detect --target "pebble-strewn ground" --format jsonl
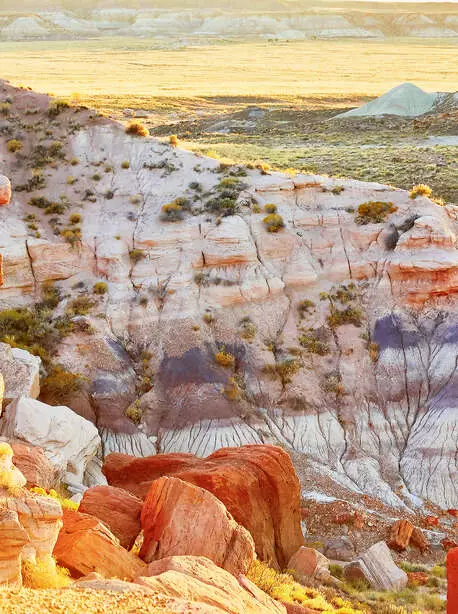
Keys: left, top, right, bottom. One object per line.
{"left": 0, "top": 589, "right": 174, "bottom": 613}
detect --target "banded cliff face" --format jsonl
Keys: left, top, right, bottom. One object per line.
{"left": 0, "top": 82, "right": 457, "bottom": 511}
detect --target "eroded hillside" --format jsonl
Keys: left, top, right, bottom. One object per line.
{"left": 0, "top": 81, "right": 457, "bottom": 514}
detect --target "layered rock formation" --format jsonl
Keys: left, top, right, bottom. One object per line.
{"left": 103, "top": 445, "right": 304, "bottom": 569}
{"left": 140, "top": 476, "right": 255, "bottom": 575}
{"left": 0, "top": 81, "right": 457, "bottom": 514}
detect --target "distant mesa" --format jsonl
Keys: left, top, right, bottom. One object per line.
{"left": 334, "top": 82, "right": 458, "bottom": 119}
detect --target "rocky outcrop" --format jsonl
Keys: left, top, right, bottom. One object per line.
{"left": 79, "top": 485, "right": 142, "bottom": 550}
{"left": 0, "top": 508, "right": 28, "bottom": 587}
{"left": 343, "top": 541, "right": 408, "bottom": 591}
{"left": 0, "top": 176, "right": 11, "bottom": 206}
{"left": 0, "top": 397, "right": 101, "bottom": 489}
{"left": 53, "top": 509, "right": 145, "bottom": 580}
{"left": 140, "top": 476, "right": 255, "bottom": 576}
{"left": 138, "top": 555, "right": 287, "bottom": 614}
{"left": 287, "top": 547, "right": 330, "bottom": 583}
{"left": 323, "top": 536, "right": 356, "bottom": 562}
{"left": 0, "top": 343, "right": 41, "bottom": 405}
{"left": 103, "top": 445, "right": 304, "bottom": 569}
{"left": 9, "top": 441, "right": 63, "bottom": 489}
{"left": 448, "top": 548, "right": 458, "bottom": 614}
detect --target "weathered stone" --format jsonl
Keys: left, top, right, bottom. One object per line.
{"left": 140, "top": 476, "right": 255, "bottom": 576}
{"left": 79, "top": 485, "right": 142, "bottom": 550}
{"left": 324, "top": 536, "right": 356, "bottom": 562}
{"left": 0, "top": 175, "right": 11, "bottom": 206}
{"left": 0, "top": 344, "right": 41, "bottom": 405}
{"left": 343, "top": 541, "right": 408, "bottom": 591}
{"left": 410, "top": 527, "right": 430, "bottom": 553}
{"left": 287, "top": 547, "right": 330, "bottom": 583}
{"left": 0, "top": 508, "right": 28, "bottom": 587}
{"left": 53, "top": 509, "right": 145, "bottom": 580}
{"left": 388, "top": 519, "right": 414, "bottom": 552}
{"left": 104, "top": 444, "right": 304, "bottom": 569}
{"left": 9, "top": 440, "right": 63, "bottom": 489}
{"left": 137, "top": 555, "right": 287, "bottom": 614}
{"left": 0, "top": 397, "right": 101, "bottom": 486}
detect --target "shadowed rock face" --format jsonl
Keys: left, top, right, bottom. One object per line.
{"left": 0, "top": 81, "right": 457, "bottom": 511}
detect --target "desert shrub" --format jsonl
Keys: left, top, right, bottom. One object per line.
{"left": 92, "top": 173, "right": 101, "bottom": 181}
{"left": 327, "top": 305, "right": 363, "bottom": 328}
{"left": 264, "top": 203, "right": 277, "bottom": 213}
{"left": 66, "top": 296, "right": 95, "bottom": 316}
{"left": 45, "top": 202, "right": 66, "bottom": 216}
{"left": 0, "top": 102, "right": 10, "bottom": 115}
{"left": 161, "top": 201, "right": 184, "bottom": 222}
{"left": 254, "top": 160, "right": 270, "bottom": 174}
{"left": 69, "top": 213, "right": 82, "bottom": 225}
{"left": 239, "top": 317, "right": 257, "bottom": 341}
{"left": 22, "top": 555, "right": 71, "bottom": 589}
{"left": 129, "top": 248, "right": 145, "bottom": 264}
{"left": 264, "top": 358, "right": 301, "bottom": 388}
{"left": 355, "top": 201, "right": 397, "bottom": 225}
{"left": 40, "top": 365, "right": 86, "bottom": 404}
{"left": 121, "top": 160, "right": 130, "bottom": 169}
{"left": 66, "top": 176, "right": 76, "bottom": 185}
{"left": 322, "top": 373, "right": 345, "bottom": 395}
{"left": 299, "top": 330, "right": 330, "bottom": 355}
{"left": 223, "top": 377, "right": 241, "bottom": 401}
{"left": 329, "top": 563, "right": 343, "bottom": 579}
{"left": 61, "top": 227, "right": 81, "bottom": 245}
{"left": 29, "top": 196, "right": 52, "bottom": 209}
{"left": 93, "top": 282, "right": 108, "bottom": 295}
{"left": 410, "top": 183, "right": 432, "bottom": 199}
{"left": 48, "top": 99, "right": 70, "bottom": 117}
{"left": 126, "top": 400, "right": 143, "bottom": 425}
{"left": 7, "top": 139, "right": 22, "bottom": 153}
{"left": 297, "top": 299, "right": 315, "bottom": 318}
{"left": 125, "top": 121, "right": 149, "bottom": 137}
{"left": 252, "top": 204, "right": 261, "bottom": 213}
{"left": 331, "top": 185, "right": 345, "bottom": 195}
{"left": 263, "top": 213, "right": 285, "bottom": 233}
{"left": 16, "top": 170, "right": 46, "bottom": 193}
{"left": 215, "top": 348, "right": 236, "bottom": 368}
{"left": 203, "top": 312, "right": 214, "bottom": 324}
{"left": 169, "top": 134, "right": 179, "bottom": 146}
{"left": 368, "top": 341, "right": 379, "bottom": 362}
{"left": 430, "top": 565, "right": 446, "bottom": 579}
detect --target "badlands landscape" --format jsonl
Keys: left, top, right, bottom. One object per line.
{"left": 0, "top": 1, "right": 457, "bottom": 613}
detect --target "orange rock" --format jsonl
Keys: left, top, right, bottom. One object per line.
{"left": 10, "top": 441, "right": 62, "bottom": 489}
{"left": 442, "top": 538, "right": 458, "bottom": 552}
{"left": 79, "top": 485, "right": 142, "bottom": 550}
{"left": 137, "top": 555, "right": 286, "bottom": 614}
{"left": 287, "top": 547, "right": 330, "bottom": 583}
{"left": 407, "top": 571, "right": 428, "bottom": 587}
{"left": 448, "top": 509, "right": 458, "bottom": 518}
{"left": 53, "top": 509, "right": 145, "bottom": 580}
{"left": 104, "top": 444, "right": 304, "bottom": 569}
{"left": 424, "top": 515, "right": 440, "bottom": 528}
{"left": 0, "top": 508, "right": 28, "bottom": 588}
{"left": 447, "top": 548, "right": 458, "bottom": 614}
{"left": 388, "top": 520, "right": 413, "bottom": 552}
{"left": 281, "top": 603, "right": 321, "bottom": 614}
{"left": 140, "top": 476, "right": 254, "bottom": 576}
{"left": 410, "top": 527, "right": 430, "bottom": 553}
{"left": 0, "top": 175, "right": 11, "bottom": 207}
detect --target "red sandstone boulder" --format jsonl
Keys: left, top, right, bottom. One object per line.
{"left": 53, "top": 509, "right": 145, "bottom": 580}
{"left": 287, "top": 547, "right": 330, "bottom": 583}
{"left": 0, "top": 175, "right": 11, "bottom": 206}
{"left": 140, "top": 476, "right": 254, "bottom": 576}
{"left": 410, "top": 527, "right": 429, "bottom": 553}
{"left": 79, "top": 485, "right": 142, "bottom": 550}
{"left": 447, "top": 548, "right": 458, "bottom": 614}
{"left": 10, "top": 441, "right": 62, "bottom": 489}
{"left": 137, "top": 555, "right": 287, "bottom": 614}
{"left": 103, "top": 444, "right": 304, "bottom": 569}
{"left": 0, "top": 508, "right": 28, "bottom": 587}
{"left": 388, "top": 520, "right": 414, "bottom": 552}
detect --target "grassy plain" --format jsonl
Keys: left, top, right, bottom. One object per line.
{"left": 1, "top": 37, "right": 457, "bottom": 202}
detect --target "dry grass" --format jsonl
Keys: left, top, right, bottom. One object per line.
{"left": 1, "top": 38, "right": 457, "bottom": 101}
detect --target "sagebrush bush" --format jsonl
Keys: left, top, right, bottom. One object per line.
{"left": 263, "top": 213, "right": 284, "bottom": 233}
{"left": 7, "top": 139, "right": 22, "bottom": 153}
{"left": 355, "top": 201, "right": 397, "bottom": 225}
{"left": 169, "top": 134, "right": 179, "bottom": 146}
{"left": 126, "top": 121, "right": 149, "bottom": 137}
{"left": 264, "top": 203, "right": 277, "bottom": 213}
{"left": 161, "top": 201, "right": 184, "bottom": 222}
{"left": 93, "top": 281, "right": 108, "bottom": 295}
{"left": 410, "top": 183, "right": 432, "bottom": 199}
{"left": 215, "top": 348, "right": 235, "bottom": 368}
{"left": 40, "top": 365, "right": 86, "bottom": 404}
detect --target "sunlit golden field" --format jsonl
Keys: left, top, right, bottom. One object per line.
{"left": 1, "top": 37, "right": 457, "bottom": 100}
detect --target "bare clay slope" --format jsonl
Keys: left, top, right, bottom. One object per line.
{"left": 0, "top": 81, "right": 456, "bottom": 511}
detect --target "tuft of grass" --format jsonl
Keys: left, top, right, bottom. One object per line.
{"left": 263, "top": 213, "right": 285, "bottom": 233}
{"left": 22, "top": 555, "right": 71, "bottom": 589}
{"left": 410, "top": 183, "right": 432, "bottom": 199}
